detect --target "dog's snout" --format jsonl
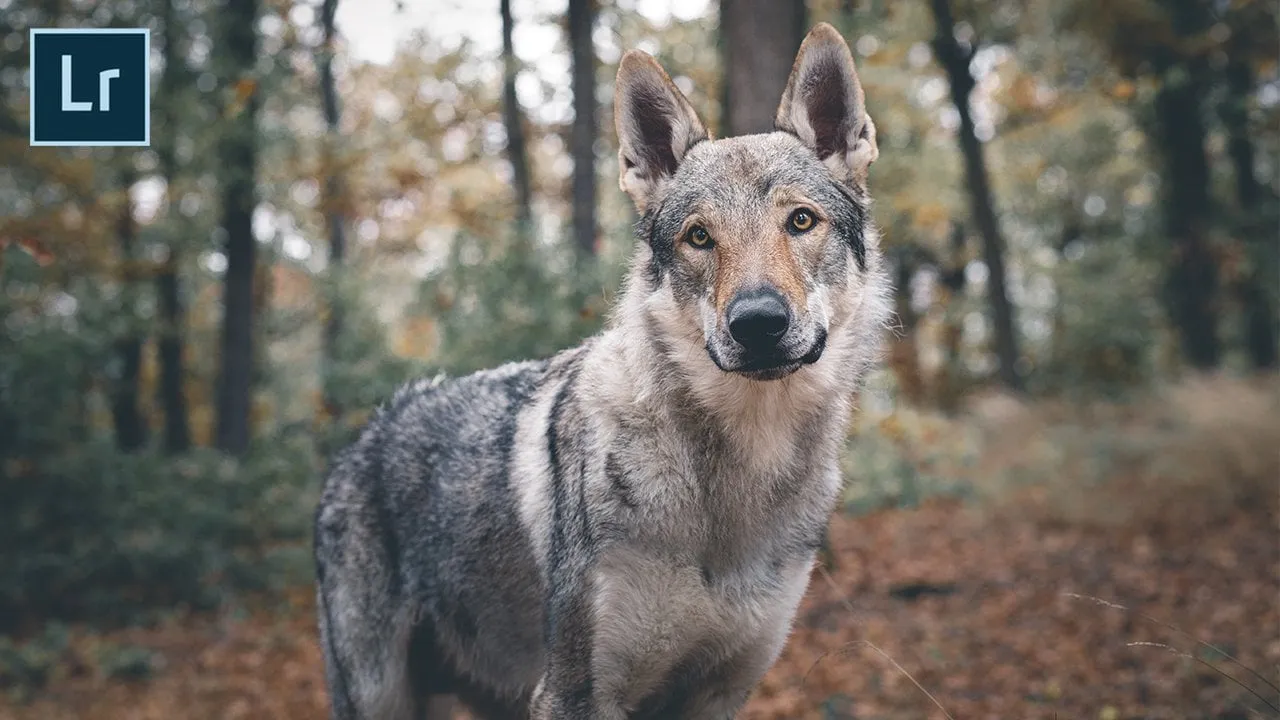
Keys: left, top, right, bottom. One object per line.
{"left": 727, "top": 288, "right": 790, "bottom": 350}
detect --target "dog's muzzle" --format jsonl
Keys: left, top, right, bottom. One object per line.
{"left": 708, "top": 325, "right": 827, "bottom": 381}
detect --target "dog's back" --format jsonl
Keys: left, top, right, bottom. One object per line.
{"left": 315, "top": 358, "right": 560, "bottom": 718}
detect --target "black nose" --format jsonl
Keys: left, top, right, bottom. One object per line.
{"left": 727, "top": 288, "right": 790, "bottom": 351}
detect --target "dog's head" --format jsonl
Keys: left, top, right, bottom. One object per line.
{"left": 615, "top": 23, "right": 882, "bottom": 382}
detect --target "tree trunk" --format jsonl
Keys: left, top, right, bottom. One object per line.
{"left": 929, "top": 0, "right": 1023, "bottom": 391}
{"left": 936, "top": 221, "right": 968, "bottom": 412}
{"left": 1221, "top": 59, "right": 1276, "bottom": 370}
{"left": 320, "top": 0, "right": 348, "bottom": 420}
{"left": 568, "top": 0, "right": 597, "bottom": 255}
{"left": 1139, "top": 0, "right": 1220, "bottom": 371}
{"left": 111, "top": 166, "right": 148, "bottom": 452}
{"left": 1152, "top": 62, "right": 1219, "bottom": 370}
{"left": 214, "top": 0, "right": 259, "bottom": 455}
{"left": 501, "top": 0, "right": 534, "bottom": 241}
{"left": 719, "top": 0, "right": 806, "bottom": 136}
{"left": 890, "top": 251, "right": 924, "bottom": 405}
{"left": 156, "top": 0, "right": 191, "bottom": 453}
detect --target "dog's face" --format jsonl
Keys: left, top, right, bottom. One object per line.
{"left": 615, "top": 24, "right": 880, "bottom": 382}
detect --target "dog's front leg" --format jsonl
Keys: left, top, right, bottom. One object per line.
{"left": 529, "top": 536, "right": 624, "bottom": 719}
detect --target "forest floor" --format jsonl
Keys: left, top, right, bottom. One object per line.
{"left": 1, "top": 489, "right": 1275, "bottom": 720}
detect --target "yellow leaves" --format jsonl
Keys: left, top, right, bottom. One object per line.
{"left": 1110, "top": 79, "right": 1136, "bottom": 101}
{"left": 0, "top": 236, "right": 57, "bottom": 266}
{"left": 393, "top": 314, "right": 437, "bottom": 360}
{"left": 225, "top": 77, "right": 258, "bottom": 119}
{"left": 877, "top": 413, "right": 908, "bottom": 443}
{"left": 912, "top": 202, "right": 950, "bottom": 232}
{"left": 1007, "top": 74, "right": 1041, "bottom": 112}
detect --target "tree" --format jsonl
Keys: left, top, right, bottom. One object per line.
{"left": 110, "top": 164, "right": 147, "bottom": 452}
{"left": 928, "top": 0, "right": 1023, "bottom": 391}
{"left": 1150, "top": 1, "right": 1219, "bottom": 369}
{"left": 213, "top": 0, "right": 260, "bottom": 454}
{"left": 501, "top": 0, "right": 534, "bottom": 241}
{"left": 1219, "top": 2, "right": 1278, "bottom": 370}
{"left": 568, "top": 0, "right": 598, "bottom": 255}
{"left": 155, "top": 0, "right": 191, "bottom": 453}
{"left": 1149, "top": 6, "right": 1218, "bottom": 370}
{"left": 320, "top": 0, "right": 349, "bottom": 421}
{"left": 1065, "top": 0, "right": 1223, "bottom": 370}
{"left": 719, "top": 0, "right": 806, "bottom": 136}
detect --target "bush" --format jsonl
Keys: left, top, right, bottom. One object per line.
{"left": 1033, "top": 240, "right": 1167, "bottom": 398}
{"left": 419, "top": 229, "right": 621, "bottom": 374}
{"left": 0, "top": 439, "right": 318, "bottom": 631}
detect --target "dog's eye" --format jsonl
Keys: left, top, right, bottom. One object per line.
{"left": 788, "top": 209, "right": 817, "bottom": 234}
{"left": 686, "top": 225, "right": 714, "bottom": 249}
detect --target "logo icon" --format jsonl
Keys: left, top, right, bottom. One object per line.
{"left": 29, "top": 28, "right": 150, "bottom": 147}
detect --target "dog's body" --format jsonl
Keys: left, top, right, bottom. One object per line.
{"left": 315, "top": 24, "right": 892, "bottom": 720}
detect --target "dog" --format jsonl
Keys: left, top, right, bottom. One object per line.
{"left": 314, "top": 22, "right": 892, "bottom": 720}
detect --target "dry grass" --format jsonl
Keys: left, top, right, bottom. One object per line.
{"left": 844, "top": 373, "right": 1280, "bottom": 530}
{"left": 964, "top": 373, "right": 1280, "bottom": 528}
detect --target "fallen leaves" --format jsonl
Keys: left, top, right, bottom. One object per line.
{"left": 0, "top": 493, "right": 1275, "bottom": 720}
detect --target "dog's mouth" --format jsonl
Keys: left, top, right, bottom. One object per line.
{"left": 708, "top": 328, "right": 827, "bottom": 381}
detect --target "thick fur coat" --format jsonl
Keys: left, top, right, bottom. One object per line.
{"left": 315, "top": 23, "right": 893, "bottom": 720}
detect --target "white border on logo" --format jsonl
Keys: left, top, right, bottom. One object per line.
{"left": 29, "top": 27, "right": 151, "bottom": 147}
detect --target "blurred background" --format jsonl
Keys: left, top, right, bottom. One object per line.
{"left": 0, "top": 0, "right": 1277, "bottom": 718}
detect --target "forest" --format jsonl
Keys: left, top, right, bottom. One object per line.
{"left": 0, "top": 0, "right": 1277, "bottom": 717}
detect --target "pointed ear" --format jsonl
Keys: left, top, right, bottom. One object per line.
{"left": 775, "top": 23, "right": 878, "bottom": 188}
{"left": 614, "top": 50, "right": 709, "bottom": 213}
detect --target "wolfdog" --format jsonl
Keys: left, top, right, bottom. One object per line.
{"left": 315, "top": 22, "right": 892, "bottom": 720}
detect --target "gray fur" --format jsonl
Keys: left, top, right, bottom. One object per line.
{"left": 315, "top": 23, "right": 893, "bottom": 720}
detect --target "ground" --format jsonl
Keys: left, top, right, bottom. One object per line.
{"left": 1, "top": 495, "right": 1276, "bottom": 720}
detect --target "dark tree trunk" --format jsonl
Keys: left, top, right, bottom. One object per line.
{"left": 929, "top": 0, "right": 1023, "bottom": 391}
{"left": 1141, "top": 0, "right": 1220, "bottom": 370}
{"left": 156, "top": 0, "right": 191, "bottom": 453}
{"left": 214, "top": 0, "right": 259, "bottom": 455}
{"left": 1221, "top": 60, "right": 1277, "bottom": 370}
{"left": 320, "top": 0, "right": 348, "bottom": 419}
{"left": 937, "top": 221, "right": 969, "bottom": 412}
{"left": 111, "top": 167, "right": 148, "bottom": 452}
{"left": 720, "top": 0, "right": 806, "bottom": 136}
{"left": 501, "top": 0, "right": 534, "bottom": 240}
{"left": 890, "top": 250, "right": 924, "bottom": 405}
{"left": 1152, "top": 64, "right": 1219, "bottom": 370}
{"left": 568, "top": 0, "right": 598, "bottom": 255}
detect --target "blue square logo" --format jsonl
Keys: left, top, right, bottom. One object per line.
{"left": 29, "top": 28, "right": 151, "bottom": 147}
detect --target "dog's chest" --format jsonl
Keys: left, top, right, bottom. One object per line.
{"left": 588, "top": 543, "right": 812, "bottom": 709}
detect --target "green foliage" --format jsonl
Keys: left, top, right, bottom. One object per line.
{"left": 0, "top": 257, "right": 318, "bottom": 629}
{"left": 0, "top": 439, "right": 318, "bottom": 630}
{"left": 95, "top": 643, "right": 162, "bottom": 681}
{"left": 420, "top": 228, "right": 623, "bottom": 374}
{"left": 840, "top": 409, "right": 980, "bottom": 515}
{"left": 0, "top": 624, "right": 68, "bottom": 694}
{"left": 1034, "top": 241, "right": 1167, "bottom": 397}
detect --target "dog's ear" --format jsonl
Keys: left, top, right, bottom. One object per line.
{"left": 775, "top": 23, "right": 878, "bottom": 188}
{"left": 614, "top": 50, "right": 709, "bottom": 213}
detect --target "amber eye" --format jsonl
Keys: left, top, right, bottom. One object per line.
{"left": 687, "top": 225, "right": 714, "bottom": 249}
{"left": 789, "top": 208, "right": 817, "bottom": 233}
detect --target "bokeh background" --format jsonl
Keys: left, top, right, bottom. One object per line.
{"left": 1, "top": 0, "right": 1277, "bottom": 718}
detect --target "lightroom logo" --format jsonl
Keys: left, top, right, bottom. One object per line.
{"left": 29, "top": 28, "right": 151, "bottom": 147}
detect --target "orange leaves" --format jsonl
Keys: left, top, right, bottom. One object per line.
{"left": 0, "top": 492, "right": 1274, "bottom": 720}
{"left": 0, "top": 236, "right": 57, "bottom": 266}
{"left": 225, "top": 77, "right": 259, "bottom": 119}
